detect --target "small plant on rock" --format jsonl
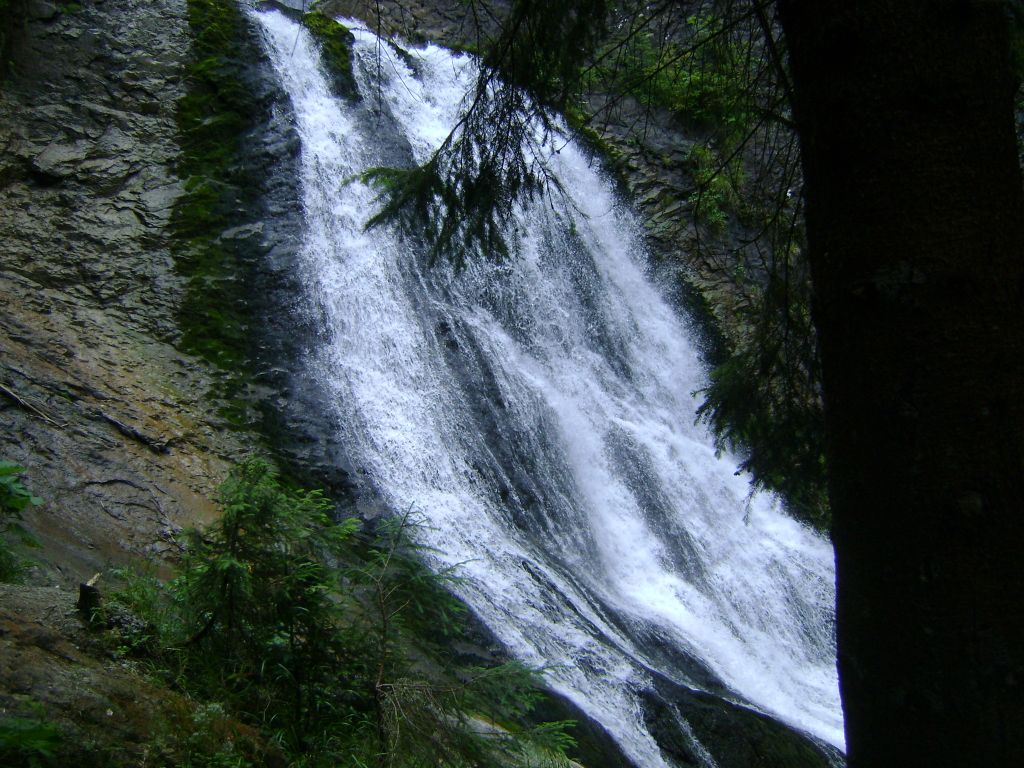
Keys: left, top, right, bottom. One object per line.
{"left": 0, "top": 461, "right": 42, "bottom": 582}
{"left": 108, "top": 458, "right": 575, "bottom": 767}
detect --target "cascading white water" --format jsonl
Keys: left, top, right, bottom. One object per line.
{"left": 250, "top": 7, "right": 844, "bottom": 764}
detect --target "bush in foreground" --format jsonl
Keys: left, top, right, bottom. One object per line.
{"left": 106, "top": 458, "right": 574, "bottom": 768}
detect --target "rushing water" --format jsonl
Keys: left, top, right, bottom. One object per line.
{"left": 250, "top": 6, "right": 844, "bottom": 764}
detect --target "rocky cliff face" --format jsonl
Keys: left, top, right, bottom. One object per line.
{"left": 319, "top": 0, "right": 749, "bottom": 348}
{"left": 0, "top": 584, "right": 280, "bottom": 766}
{"left": 0, "top": 0, "right": 760, "bottom": 586}
{"left": 0, "top": 0, "right": 253, "bottom": 584}
{"left": 0, "top": 4, "right": 835, "bottom": 767}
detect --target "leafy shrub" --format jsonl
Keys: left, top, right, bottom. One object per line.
{"left": 588, "top": 15, "right": 755, "bottom": 138}
{"left": 0, "top": 461, "right": 42, "bottom": 581}
{"left": 0, "top": 461, "right": 41, "bottom": 515}
{"left": 687, "top": 143, "right": 742, "bottom": 230}
{"left": 696, "top": 263, "right": 830, "bottom": 530}
{"left": 0, "top": 716, "right": 61, "bottom": 768}
{"left": 107, "top": 458, "right": 574, "bottom": 767}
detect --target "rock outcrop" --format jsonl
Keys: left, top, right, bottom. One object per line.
{"left": 319, "top": 0, "right": 752, "bottom": 345}
{"left": 0, "top": 0, "right": 249, "bottom": 584}
{"left": 0, "top": 4, "right": 833, "bottom": 767}
{"left": 0, "top": 584, "right": 280, "bottom": 766}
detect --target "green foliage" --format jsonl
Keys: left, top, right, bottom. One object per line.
{"left": 364, "top": 0, "right": 608, "bottom": 264}
{"left": 177, "top": 0, "right": 260, "bottom": 182}
{"left": 177, "top": 701, "right": 268, "bottom": 768}
{"left": 0, "top": 461, "right": 42, "bottom": 581}
{"left": 696, "top": 254, "right": 830, "bottom": 530}
{"left": 582, "top": 11, "right": 761, "bottom": 229}
{"left": 563, "top": 102, "right": 621, "bottom": 160}
{"left": 0, "top": 716, "right": 62, "bottom": 768}
{"left": 591, "top": 15, "right": 756, "bottom": 140}
{"left": 687, "top": 143, "right": 743, "bottom": 230}
{"left": 106, "top": 459, "right": 573, "bottom": 768}
{"left": 362, "top": 142, "right": 536, "bottom": 267}
{"left": 361, "top": 76, "right": 565, "bottom": 266}
{"left": 174, "top": 459, "right": 359, "bottom": 753}
{"left": 358, "top": 538, "right": 577, "bottom": 768}
{"left": 0, "top": 460, "right": 42, "bottom": 514}
{"left": 100, "top": 565, "right": 180, "bottom": 658}
{"left": 373, "top": 662, "right": 575, "bottom": 768}
{"left": 171, "top": 0, "right": 266, "bottom": 425}
{"left": 0, "top": 545, "right": 21, "bottom": 583}
{"left": 484, "top": 0, "right": 609, "bottom": 110}
{"left": 365, "top": 2, "right": 758, "bottom": 252}
{"left": 302, "top": 11, "right": 358, "bottom": 100}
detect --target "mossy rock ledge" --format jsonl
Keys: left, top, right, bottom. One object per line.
{"left": 302, "top": 9, "right": 360, "bottom": 100}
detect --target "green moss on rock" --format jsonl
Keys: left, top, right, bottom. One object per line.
{"left": 171, "top": 0, "right": 267, "bottom": 425}
{"left": 301, "top": 10, "right": 359, "bottom": 100}
{"left": 564, "top": 103, "right": 622, "bottom": 163}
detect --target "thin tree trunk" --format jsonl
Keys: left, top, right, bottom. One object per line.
{"left": 776, "top": 1, "right": 1024, "bottom": 764}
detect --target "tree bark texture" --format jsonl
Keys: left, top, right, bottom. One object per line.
{"left": 777, "top": 1, "right": 1024, "bottom": 764}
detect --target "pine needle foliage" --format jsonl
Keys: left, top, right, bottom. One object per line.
{"left": 106, "top": 459, "right": 575, "bottom": 768}
{"left": 362, "top": 0, "right": 608, "bottom": 265}
{"left": 695, "top": 278, "right": 829, "bottom": 528}
{"left": 365, "top": 0, "right": 831, "bottom": 528}
{"left": 175, "top": 458, "right": 359, "bottom": 751}
{"left": 362, "top": 93, "right": 550, "bottom": 268}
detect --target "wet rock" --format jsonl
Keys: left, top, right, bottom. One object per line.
{"left": 641, "top": 679, "right": 843, "bottom": 768}
{"left": 0, "top": 0, "right": 250, "bottom": 584}
{"left": 26, "top": 0, "right": 60, "bottom": 22}
{"left": 32, "top": 140, "right": 92, "bottom": 177}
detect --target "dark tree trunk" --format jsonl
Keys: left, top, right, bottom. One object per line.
{"left": 776, "top": 1, "right": 1024, "bottom": 764}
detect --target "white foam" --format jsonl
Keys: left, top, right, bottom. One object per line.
{"left": 251, "top": 8, "right": 844, "bottom": 761}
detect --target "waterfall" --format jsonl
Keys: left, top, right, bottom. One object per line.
{"left": 249, "top": 6, "right": 844, "bottom": 764}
